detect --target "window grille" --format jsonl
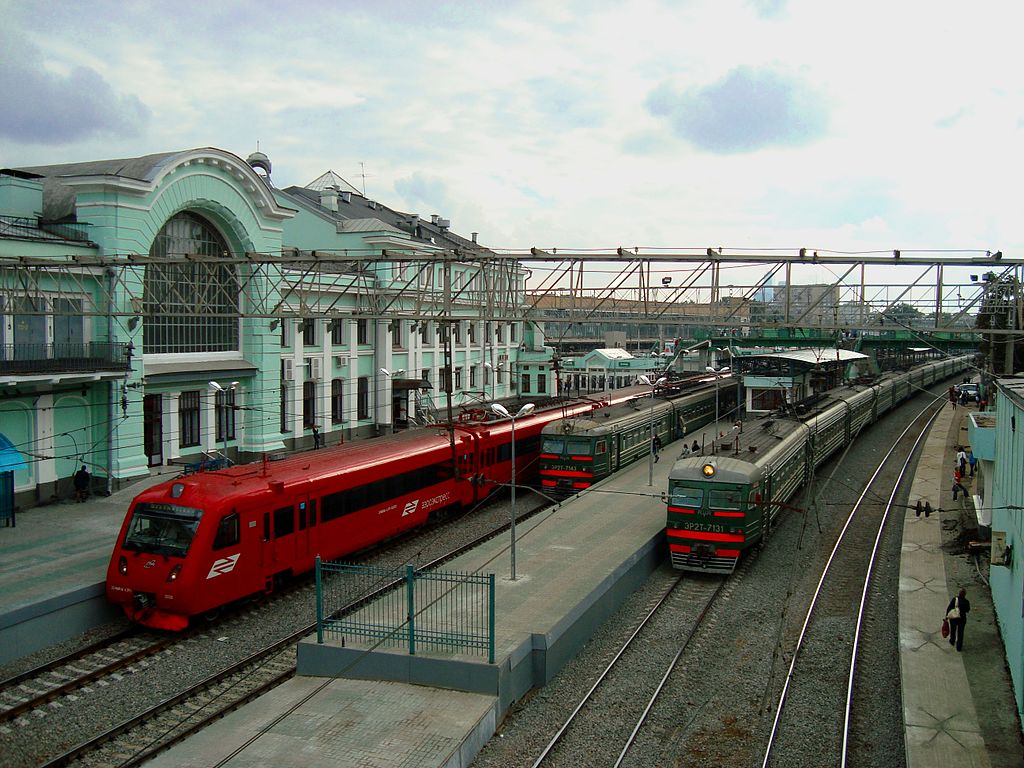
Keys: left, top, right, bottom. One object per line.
{"left": 144, "top": 212, "right": 239, "bottom": 354}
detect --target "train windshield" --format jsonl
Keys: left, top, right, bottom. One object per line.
{"left": 541, "top": 438, "right": 592, "bottom": 456}
{"left": 122, "top": 502, "right": 204, "bottom": 557}
{"left": 542, "top": 437, "right": 566, "bottom": 454}
{"left": 709, "top": 489, "right": 744, "bottom": 510}
{"left": 670, "top": 486, "right": 704, "bottom": 509}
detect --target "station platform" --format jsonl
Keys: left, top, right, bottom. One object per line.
{"left": 0, "top": 468, "right": 176, "bottom": 666}
{"left": 900, "top": 400, "right": 1021, "bottom": 767}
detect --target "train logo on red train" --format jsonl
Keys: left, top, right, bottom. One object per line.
{"left": 402, "top": 500, "right": 418, "bottom": 517}
{"left": 206, "top": 553, "right": 240, "bottom": 579}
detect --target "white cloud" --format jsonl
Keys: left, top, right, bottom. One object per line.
{"left": 0, "top": 0, "right": 1019, "bottom": 258}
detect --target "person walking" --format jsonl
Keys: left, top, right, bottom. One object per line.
{"left": 948, "top": 385, "right": 957, "bottom": 409}
{"left": 73, "top": 464, "right": 90, "bottom": 502}
{"left": 956, "top": 446, "right": 967, "bottom": 477}
{"left": 968, "top": 450, "right": 977, "bottom": 477}
{"left": 946, "top": 588, "right": 971, "bottom": 651}
{"left": 652, "top": 434, "right": 662, "bottom": 462}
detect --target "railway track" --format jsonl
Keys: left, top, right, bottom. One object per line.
{"left": 759, "top": 399, "right": 940, "bottom": 768}
{"left": 25, "top": 497, "right": 543, "bottom": 767}
{"left": 530, "top": 558, "right": 756, "bottom": 768}
{"left": 0, "top": 630, "right": 170, "bottom": 727}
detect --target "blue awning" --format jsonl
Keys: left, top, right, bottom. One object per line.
{"left": 0, "top": 434, "right": 27, "bottom": 472}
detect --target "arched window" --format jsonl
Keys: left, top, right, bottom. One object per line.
{"left": 143, "top": 212, "right": 240, "bottom": 353}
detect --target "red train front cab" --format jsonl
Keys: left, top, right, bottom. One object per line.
{"left": 106, "top": 482, "right": 213, "bottom": 630}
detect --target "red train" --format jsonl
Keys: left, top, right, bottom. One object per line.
{"left": 105, "top": 385, "right": 657, "bottom": 630}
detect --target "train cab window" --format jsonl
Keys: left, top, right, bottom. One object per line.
{"left": 122, "top": 502, "right": 203, "bottom": 557}
{"left": 541, "top": 437, "right": 566, "bottom": 454}
{"left": 566, "top": 439, "right": 590, "bottom": 455}
{"left": 670, "top": 486, "right": 704, "bottom": 509}
{"left": 709, "top": 489, "right": 743, "bottom": 510}
{"left": 274, "top": 505, "right": 294, "bottom": 538}
{"left": 595, "top": 439, "right": 607, "bottom": 455}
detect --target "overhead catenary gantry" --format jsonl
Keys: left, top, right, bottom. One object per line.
{"left": 0, "top": 246, "right": 1019, "bottom": 337}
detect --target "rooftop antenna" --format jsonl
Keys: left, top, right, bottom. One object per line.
{"left": 358, "top": 161, "right": 373, "bottom": 196}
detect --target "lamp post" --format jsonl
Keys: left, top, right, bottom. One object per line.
{"left": 638, "top": 374, "right": 667, "bottom": 486}
{"left": 705, "top": 365, "right": 731, "bottom": 424}
{"left": 209, "top": 380, "right": 239, "bottom": 465}
{"left": 491, "top": 402, "right": 535, "bottom": 580}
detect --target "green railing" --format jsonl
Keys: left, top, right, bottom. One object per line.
{"left": 315, "top": 558, "right": 496, "bottom": 664}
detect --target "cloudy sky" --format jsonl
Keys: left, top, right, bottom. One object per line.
{"left": 1, "top": 0, "right": 1019, "bottom": 292}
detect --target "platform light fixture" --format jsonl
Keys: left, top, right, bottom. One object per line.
{"left": 491, "top": 402, "right": 535, "bottom": 580}
{"left": 638, "top": 374, "right": 667, "bottom": 486}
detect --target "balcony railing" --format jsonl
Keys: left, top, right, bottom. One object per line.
{"left": 0, "top": 342, "right": 130, "bottom": 375}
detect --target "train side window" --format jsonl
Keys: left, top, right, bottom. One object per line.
{"left": 274, "top": 505, "right": 294, "bottom": 537}
{"left": 263, "top": 512, "right": 270, "bottom": 542}
{"left": 596, "top": 439, "right": 607, "bottom": 455}
{"left": 213, "top": 513, "right": 240, "bottom": 550}
{"left": 298, "top": 502, "right": 307, "bottom": 531}
{"left": 308, "top": 500, "right": 317, "bottom": 526}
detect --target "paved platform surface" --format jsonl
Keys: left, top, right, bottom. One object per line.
{"left": 900, "top": 401, "right": 1022, "bottom": 767}
{"left": 0, "top": 468, "right": 177, "bottom": 664}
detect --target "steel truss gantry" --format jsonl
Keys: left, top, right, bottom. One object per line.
{"left": 0, "top": 247, "right": 1019, "bottom": 337}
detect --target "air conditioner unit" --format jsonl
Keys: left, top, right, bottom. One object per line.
{"left": 333, "top": 355, "right": 345, "bottom": 367}
{"left": 992, "top": 531, "right": 1012, "bottom": 567}
{"left": 282, "top": 359, "right": 294, "bottom": 381}
{"left": 308, "top": 357, "right": 323, "bottom": 380}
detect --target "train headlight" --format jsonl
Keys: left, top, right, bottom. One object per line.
{"left": 167, "top": 564, "right": 182, "bottom": 583}
{"left": 118, "top": 556, "right": 128, "bottom": 576}
{"left": 701, "top": 462, "right": 716, "bottom": 477}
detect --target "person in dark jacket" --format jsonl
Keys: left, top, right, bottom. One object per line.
{"left": 73, "top": 465, "right": 90, "bottom": 502}
{"left": 946, "top": 588, "right": 971, "bottom": 651}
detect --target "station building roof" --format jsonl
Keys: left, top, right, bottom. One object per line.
{"left": 745, "top": 347, "right": 868, "bottom": 366}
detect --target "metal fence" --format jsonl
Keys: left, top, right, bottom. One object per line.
{"left": 0, "top": 342, "right": 130, "bottom": 373}
{"left": 315, "top": 558, "right": 495, "bottom": 664}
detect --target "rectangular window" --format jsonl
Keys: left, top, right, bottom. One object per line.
{"left": 469, "top": 322, "right": 477, "bottom": 343}
{"left": 521, "top": 373, "right": 530, "bottom": 394}
{"left": 302, "top": 318, "right": 317, "bottom": 346}
{"left": 455, "top": 367, "right": 463, "bottom": 389}
{"left": 470, "top": 366, "right": 477, "bottom": 388}
{"left": 421, "top": 368, "right": 430, "bottom": 386}
{"left": 303, "top": 380, "right": 317, "bottom": 427}
{"left": 331, "top": 319, "right": 344, "bottom": 345}
{"left": 331, "top": 378, "right": 345, "bottom": 423}
{"left": 453, "top": 321, "right": 462, "bottom": 344}
{"left": 510, "top": 323, "right": 517, "bottom": 342}
{"left": 420, "top": 322, "right": 430, "bottom": 344}
{"left": 215, "top": 389, "right": 236, "bottom": 442}
{"left": 538, "top": 373, "right": 547, "bottom": 394}
{"left": 497, "top": 324, "right": 505, "bottom": 343}
{"left": 357, "top": 377, "right": 369, "bottom": 419}
{"left": 213, "top": 513, "right": 240, "bottom": 549}
{"left": 357, "top": 318, "right": 368, "bottom": 345}
{"left": 179, "top": 391, "right": 201, "bottom": 448}
{"left": 280, "top": 319, "right": 292, "bottom": 348}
